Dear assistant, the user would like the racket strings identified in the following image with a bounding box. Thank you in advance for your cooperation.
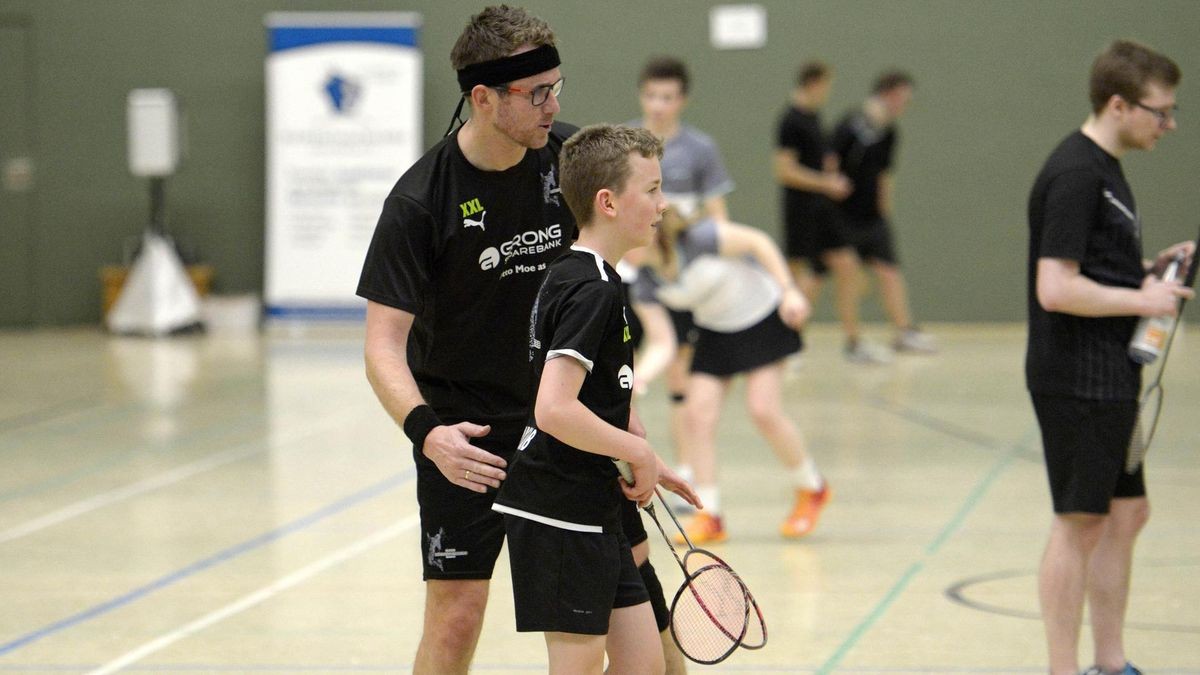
[1126,386,1164,473]
[682,550,768,650]
[670,565,749,664]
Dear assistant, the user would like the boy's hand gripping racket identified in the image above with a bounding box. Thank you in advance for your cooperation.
[1126,227,1200,474]
[616,461,766,664]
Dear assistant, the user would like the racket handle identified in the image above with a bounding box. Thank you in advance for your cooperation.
[615,459,634,484]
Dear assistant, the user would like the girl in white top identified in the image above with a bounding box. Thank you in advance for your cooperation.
[636,207,831,543]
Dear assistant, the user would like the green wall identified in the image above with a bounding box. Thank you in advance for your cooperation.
[2,0,1197,326]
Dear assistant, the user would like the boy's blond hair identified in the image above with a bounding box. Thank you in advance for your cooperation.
[560,125,663,225]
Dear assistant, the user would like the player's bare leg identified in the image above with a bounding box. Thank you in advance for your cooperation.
[743,363,806,469]
[630,540,687,674]
[1088,497,1149,673]
[823,247,864,345]
[1039,513,1106,675]
[546,632,606,675]
[605,603,666,675]
[414,579,490,675]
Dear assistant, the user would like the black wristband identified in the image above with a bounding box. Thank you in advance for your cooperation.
[403,405,442,450]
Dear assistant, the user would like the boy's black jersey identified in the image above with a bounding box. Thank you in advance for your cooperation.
[777,105,835,223]
[831,111,897,220]
[357,122,578,429]
[493,247,635,533]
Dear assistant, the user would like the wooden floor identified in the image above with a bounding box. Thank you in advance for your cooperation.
[0,323,1197,674]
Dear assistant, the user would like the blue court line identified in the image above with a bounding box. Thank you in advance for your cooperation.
[815,421,1036,674]
[0,469,414,657]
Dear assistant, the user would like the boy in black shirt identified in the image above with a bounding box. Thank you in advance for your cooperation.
[1027,40,1192,675]
[774,61,869,359]
[494,124,700,674]
[831,71,936,356]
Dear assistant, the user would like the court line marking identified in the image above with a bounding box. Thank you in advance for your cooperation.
[0,373,263,445]
[0,408,264,504]
[865,394,1005,451]
[0,470,413,657]
[814,413,1035,674]
[0,395,102,435]
[0,408,364,545]
[85,514,421,675]
[944,561,1200,634]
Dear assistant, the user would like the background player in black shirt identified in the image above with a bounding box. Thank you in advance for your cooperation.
[495,124,700,674]
[357,7,574,673]
[774,60,872,361]
[1027,40,1192,675]
[832,71,936,357]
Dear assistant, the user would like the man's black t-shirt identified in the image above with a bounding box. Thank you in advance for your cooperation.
[1026,131,1145,401]
[831,110,897,221]
[777,105,836,226]
[492,247,634,533]
[357,122,578,430]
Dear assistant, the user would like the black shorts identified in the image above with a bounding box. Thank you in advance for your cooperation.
[1031,393,1146,514]
[669,309,699,347]
[620,497,648,547]
[785,202,846,276]
[691,310,802,377]
[841,216,898,265]
[413,423,520,580]
[504,516,649,635]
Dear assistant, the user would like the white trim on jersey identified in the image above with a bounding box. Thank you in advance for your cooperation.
[547,349,594,372]
[491,502,604,533]
[569,245,608,281]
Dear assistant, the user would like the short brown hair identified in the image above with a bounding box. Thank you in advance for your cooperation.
[797,60,830,87]
[560,125,664,225]
[450,5,556,71]
[873,70,914,94]
[639,56,690,95]
[1089,39,1181,114]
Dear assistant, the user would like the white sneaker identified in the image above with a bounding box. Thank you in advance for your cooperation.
[894,328,937,354]
[844,340,892,364]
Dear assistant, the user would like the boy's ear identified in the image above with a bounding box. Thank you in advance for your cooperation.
[595,188,617,218]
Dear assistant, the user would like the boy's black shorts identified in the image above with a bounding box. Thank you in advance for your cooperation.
[1031,393,1145,514]
[785,202,846,276]
[413,423,521,580]
[620,497,649,547]
[504,515,649,635]
[841,216,898,266]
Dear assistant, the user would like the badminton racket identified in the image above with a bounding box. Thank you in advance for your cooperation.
[1126,227,1200,473]
[615,460,766,663]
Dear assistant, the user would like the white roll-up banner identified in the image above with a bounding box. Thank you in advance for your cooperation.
[265,13,422,321]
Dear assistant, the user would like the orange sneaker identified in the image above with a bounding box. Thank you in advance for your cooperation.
[674,512,727,545]
[781,482,831,539]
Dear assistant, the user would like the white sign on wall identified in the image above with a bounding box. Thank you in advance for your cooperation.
[709,5,767,50]
[264,12,422,321]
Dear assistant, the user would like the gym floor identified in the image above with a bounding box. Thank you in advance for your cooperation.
[0,323,1197,673]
